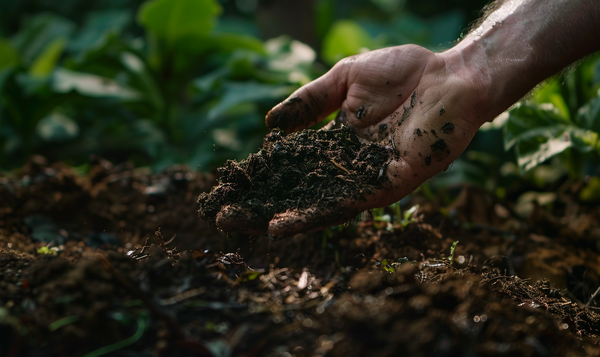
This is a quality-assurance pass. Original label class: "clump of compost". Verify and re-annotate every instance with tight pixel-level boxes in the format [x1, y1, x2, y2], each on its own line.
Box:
[198, 127, 394, 231]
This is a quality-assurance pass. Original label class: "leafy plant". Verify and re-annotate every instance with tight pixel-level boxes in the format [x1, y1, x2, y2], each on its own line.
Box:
[371, 203, 419, 231]
[503, 53, 600, 177]
[448, 240, 459, 265]
[37, 246, 58, 255]
[0, 0, 318, 170]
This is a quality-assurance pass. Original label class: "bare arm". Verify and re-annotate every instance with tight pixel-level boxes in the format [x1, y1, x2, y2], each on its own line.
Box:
[444, 0, 600, 126]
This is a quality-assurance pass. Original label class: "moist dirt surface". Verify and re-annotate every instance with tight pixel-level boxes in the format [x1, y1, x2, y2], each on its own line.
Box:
[198, 127, 393, 232]
[2, 156, 600, 356]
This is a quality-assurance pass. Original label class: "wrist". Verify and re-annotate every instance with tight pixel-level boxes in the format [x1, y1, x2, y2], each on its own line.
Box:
[438, 40, 497, 127]
[440, 0, 600, 127]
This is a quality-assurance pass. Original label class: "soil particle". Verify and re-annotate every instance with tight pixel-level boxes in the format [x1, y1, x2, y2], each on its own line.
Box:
[424, 155, 431, 166]
[198, 127, 393, 231]
[356, 106, 366, 119]
[440, 107, 445, 115]
[414, 129, 422, 137]
[430, 139, 448, 152]
[397, 93, 402, 97]
[430, 129, 437, 136]
[410, 91, 417, 108]
[398, 106, 411, 126]
[266, 96, 319, 132]
[386, 81, 390, 85]
[378, 124, 387, 134]
[441, 122, 454, 134]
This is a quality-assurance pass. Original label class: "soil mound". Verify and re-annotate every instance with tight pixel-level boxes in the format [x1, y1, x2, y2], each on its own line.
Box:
[198, 127, 394, 231]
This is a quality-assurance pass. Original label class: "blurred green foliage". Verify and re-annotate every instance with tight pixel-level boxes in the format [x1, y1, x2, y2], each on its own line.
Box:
[0, 0, 485, 171]
[0, 0, 317, 170]
[503, 54, 600, 178]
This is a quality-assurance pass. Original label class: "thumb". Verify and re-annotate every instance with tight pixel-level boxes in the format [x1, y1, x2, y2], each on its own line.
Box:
[266, 64, 348, 133]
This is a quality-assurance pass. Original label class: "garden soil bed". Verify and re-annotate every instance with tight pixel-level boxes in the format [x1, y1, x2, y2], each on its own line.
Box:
[2, 156, 600, 356]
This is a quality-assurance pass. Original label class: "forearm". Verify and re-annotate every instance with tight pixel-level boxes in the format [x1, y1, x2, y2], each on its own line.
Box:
[441, 0, 600, 125]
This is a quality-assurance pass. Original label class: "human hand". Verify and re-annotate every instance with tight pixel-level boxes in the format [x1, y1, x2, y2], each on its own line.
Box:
[215, 45, 489, 236]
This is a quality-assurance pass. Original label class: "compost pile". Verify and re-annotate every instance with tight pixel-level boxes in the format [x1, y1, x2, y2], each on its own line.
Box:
[2, 156, 600, 356]
[198, 127, 393, 231]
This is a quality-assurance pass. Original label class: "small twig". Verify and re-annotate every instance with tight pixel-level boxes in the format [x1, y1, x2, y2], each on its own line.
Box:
[586, 286, 600, 306]
[330, 159, 350, 175]
[155, 228, 178, 257]
[138, 236, 151, 255]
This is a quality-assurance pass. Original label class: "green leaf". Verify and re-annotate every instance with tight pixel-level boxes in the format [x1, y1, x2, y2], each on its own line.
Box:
[568, 127, 599, 153]
[29, 37, 66, 78]
[37, 246, 57, 255]
[211, 33, 265, 54]
[11, 13, 74, 65]
[207, 81, 295, 120]
[52, 68, 140, 99]
[137, 0, 221, 47]
[403, 204, 419, 222]
[515, 136, 572, 172]
[504, 102, 569, 150]
[380, 259, 395, 273]
[68, 9, 132, 54]
[322, 20, 374, 65]
[236, 270, 263, 283]
[315, 0, 335, 39]
[49, 315, 80, 331]
[120, 52, 164, 111]
[36, 112, 79, 142]
[449, 240, 459, 265]
[532, 78, 571, 119]
[0, 38, 19, 70]
[577, 95, 600, 133]
[506, 102, 600, 172]
[580, 176, 600, 202]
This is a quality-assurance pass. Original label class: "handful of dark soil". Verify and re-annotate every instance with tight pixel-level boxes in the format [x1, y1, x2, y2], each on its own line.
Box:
[198, 127, 393, 232]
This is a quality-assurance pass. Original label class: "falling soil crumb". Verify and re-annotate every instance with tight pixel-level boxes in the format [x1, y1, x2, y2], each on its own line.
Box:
[441, 121, 454, 133]
[198, 127, 393, 232]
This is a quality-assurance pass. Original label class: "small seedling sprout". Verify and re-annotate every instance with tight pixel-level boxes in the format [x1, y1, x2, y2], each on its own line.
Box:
[359, 254, 416, 274]
[449, 240, 459, 265]
[37, 246, 57, 255]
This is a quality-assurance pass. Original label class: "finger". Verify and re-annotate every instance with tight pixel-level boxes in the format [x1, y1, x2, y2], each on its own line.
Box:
[265, 63, 348, 133]
[268, 206, 357, 237]
[215, 204, 269, 235]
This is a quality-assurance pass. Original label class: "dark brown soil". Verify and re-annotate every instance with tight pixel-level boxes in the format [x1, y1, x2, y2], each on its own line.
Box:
[198, 127, 394, 232]
[2, 157, 600, 356]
